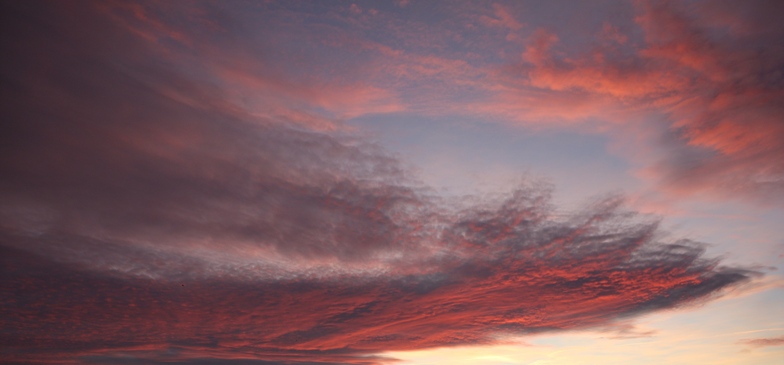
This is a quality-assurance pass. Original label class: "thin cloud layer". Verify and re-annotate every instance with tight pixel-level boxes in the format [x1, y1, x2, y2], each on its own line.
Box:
[0, 1, 765, 365]
[738, 336, 784, 348]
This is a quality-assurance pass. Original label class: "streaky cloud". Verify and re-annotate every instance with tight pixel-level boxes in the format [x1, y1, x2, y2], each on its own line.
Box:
[738, 336, 784, 348]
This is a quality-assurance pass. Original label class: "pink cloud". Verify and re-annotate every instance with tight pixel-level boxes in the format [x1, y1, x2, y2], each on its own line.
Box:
[106, 0, 406, 128]
[489, 0, 784, 204]
[0, 2, 759, 364]
[8, 0, 784, 209]
[738, 336, 784, 348]
[600, 22, 628, 45]
[480, 4, 524, 41]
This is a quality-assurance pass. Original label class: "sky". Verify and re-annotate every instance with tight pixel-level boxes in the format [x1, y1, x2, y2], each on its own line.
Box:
[1, 1, 783, 364]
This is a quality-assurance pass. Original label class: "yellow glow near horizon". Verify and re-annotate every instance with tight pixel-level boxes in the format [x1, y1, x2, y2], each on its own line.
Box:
[385, 287, 784, 365]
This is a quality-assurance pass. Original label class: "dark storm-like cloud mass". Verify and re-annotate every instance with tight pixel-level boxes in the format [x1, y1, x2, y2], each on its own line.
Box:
[0, 1, 758, 364]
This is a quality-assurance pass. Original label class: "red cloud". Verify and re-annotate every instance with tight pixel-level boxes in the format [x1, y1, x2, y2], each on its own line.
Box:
[1, 197, 754, 364]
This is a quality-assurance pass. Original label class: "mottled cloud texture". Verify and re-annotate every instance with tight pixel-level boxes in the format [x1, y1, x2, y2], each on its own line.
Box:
[0, 1, 766, 364]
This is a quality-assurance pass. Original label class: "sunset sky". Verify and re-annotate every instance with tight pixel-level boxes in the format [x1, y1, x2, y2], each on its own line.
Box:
[2, 1, 783, 364]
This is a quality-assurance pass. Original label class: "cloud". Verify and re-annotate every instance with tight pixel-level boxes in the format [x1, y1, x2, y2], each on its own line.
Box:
[737, 336, 784, 348]
[495, 0, 784, 204]
[0, 1, 762, 364]
[595, 321, 658, 339]
[150, 0, 784, 206]
[479, 3, 524, 41]
[599, 22, 628, 45]
[623, 1, 782, 201]
[0, 203, 757, 364]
